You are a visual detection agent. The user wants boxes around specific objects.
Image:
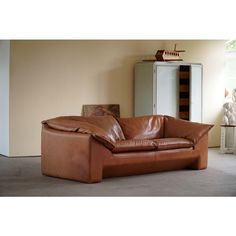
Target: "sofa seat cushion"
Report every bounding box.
[153,138,194,151]
[112,139,157,153]
[117,115,164,140]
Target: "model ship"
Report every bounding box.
[155,44,185,61]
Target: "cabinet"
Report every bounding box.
[134,61,203,122]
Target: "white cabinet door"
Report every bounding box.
[155,65,179,117]
[190,65,202,122]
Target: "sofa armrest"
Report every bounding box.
[43,118,116,150]
[164,116,214,144]
[41,124,111,183]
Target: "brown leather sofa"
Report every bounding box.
[41,115,213,183]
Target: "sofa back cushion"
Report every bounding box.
[164,116,214,144]
[117,115,164,140]
[76,116,125,142]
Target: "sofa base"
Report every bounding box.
[42,153,202,183]
[103,148,201,178]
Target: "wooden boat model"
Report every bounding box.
[155,44,185,61]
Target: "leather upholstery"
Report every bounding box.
[43,115,125,149]
[112,139,157,153]
[164,115,214,144]
[42,124,111,183]
[154,138,193,150]
[103,148,195,178]
[41,115,213,183]
[117,115,164,140]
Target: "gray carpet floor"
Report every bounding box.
[1,148,236,196]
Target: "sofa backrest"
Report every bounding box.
[79,116,125,142]
[117,115,165,140]
[43,115,214,149]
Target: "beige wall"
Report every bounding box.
[9,40,164,156]
[9,40,225,156]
